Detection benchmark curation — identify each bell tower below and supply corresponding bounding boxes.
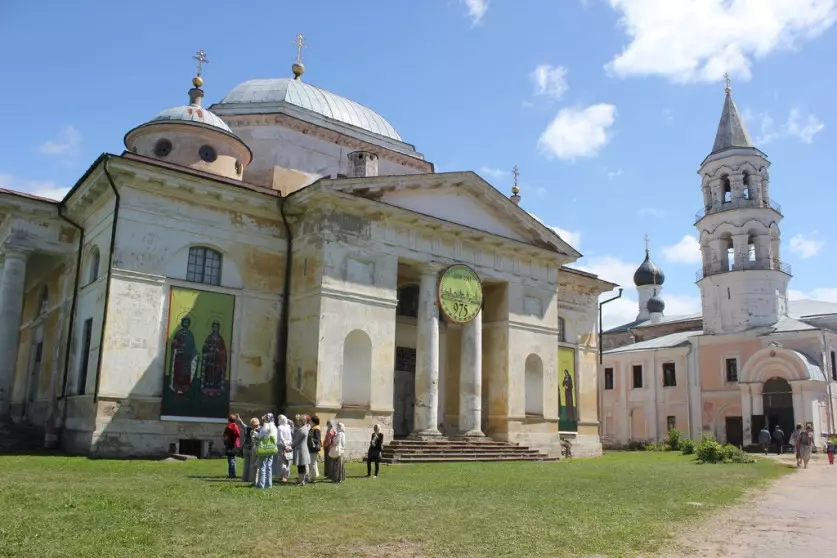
[695,77,791,334]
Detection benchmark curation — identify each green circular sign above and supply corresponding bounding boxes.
[438,264,483,324]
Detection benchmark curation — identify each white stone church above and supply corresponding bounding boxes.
[0,46,614,459]
[600,84,837,449]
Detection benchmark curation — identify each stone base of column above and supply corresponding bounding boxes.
[451,432,491,443]
[408,429,446,441]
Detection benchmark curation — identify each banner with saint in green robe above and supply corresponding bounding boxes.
[558,346,577,431]
[161,286,235,420]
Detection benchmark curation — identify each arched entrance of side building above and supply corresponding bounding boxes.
[740,345,830,446]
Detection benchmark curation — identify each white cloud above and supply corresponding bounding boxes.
[478,166,508,180]
[607,169,623,180]
[745,108,824,145]
[463,0,488,25]
[789,232,824,259]
[638,207,666,218]
[605,0,837,83]
[535,187,548,198]
[538,104,617,160]
[789,287,837,302]
[786,108,825,143]
[531,64,569,99]
[0,173,69,201]
[39,125,82,157]
[551,226,582,249]
[662,234,702,264]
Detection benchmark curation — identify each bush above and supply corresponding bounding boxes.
[694,434,755,464]
[680,438,696,455]
[721,444,755,464]
[627,440,647,451]
[665,429,682,451]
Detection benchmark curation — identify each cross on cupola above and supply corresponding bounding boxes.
[193,49,209,77]
[292,33,306,79]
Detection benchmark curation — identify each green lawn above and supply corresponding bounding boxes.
[0,452,788,557]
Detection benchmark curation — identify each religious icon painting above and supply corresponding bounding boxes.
[558,346,578,432]
[162,286,235,420]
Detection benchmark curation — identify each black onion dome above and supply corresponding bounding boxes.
[647,295,665,314]
[633,252,665,287]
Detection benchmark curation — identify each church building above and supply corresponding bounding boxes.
[600,82,837,448]
[0,43,614,459]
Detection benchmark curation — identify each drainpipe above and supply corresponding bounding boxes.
[277,199,293,414]
[56,206,84,398]
[822,328,836,438]
[597,288,623,439]
[93,157,121,403]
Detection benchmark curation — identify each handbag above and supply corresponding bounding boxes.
[329,445,343,459]
[255,436,278,457]
[283,447,293,461]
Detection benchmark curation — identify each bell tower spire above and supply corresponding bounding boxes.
[695,82,790,334]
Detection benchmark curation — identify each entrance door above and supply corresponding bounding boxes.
[763,377,794,445]
[393,347,416,438]
[725,416,744,447]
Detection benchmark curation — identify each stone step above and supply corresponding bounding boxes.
[382,446,539,454]
[384,451,545,459]
[381,438,553,464]
[382,455,560,464]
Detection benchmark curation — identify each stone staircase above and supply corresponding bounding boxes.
[0,420,43,453]
[381,439,558,464]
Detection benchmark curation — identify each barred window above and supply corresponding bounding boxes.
[186,247,222,286]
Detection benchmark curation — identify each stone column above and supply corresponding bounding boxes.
[458,310,483,437]
[411,265,443,438]
[792,382,804,428]
[750,383,764,416]
[0,246,31,417]
[740,384,752,445]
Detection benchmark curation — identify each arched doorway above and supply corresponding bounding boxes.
[763,377,794,444]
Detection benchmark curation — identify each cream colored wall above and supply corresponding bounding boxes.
[699,338,762,391]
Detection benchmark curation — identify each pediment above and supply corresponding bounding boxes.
[323,172,580,259]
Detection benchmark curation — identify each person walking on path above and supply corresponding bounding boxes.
[366,424,384,478]
[772,425,785,455]
[799,424,815,469]
[222,414,241,479]
[758,425,771,455]
[790,423,803,467]
[827,439,835,466]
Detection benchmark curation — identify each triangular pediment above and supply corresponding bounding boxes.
[321,172,580,259]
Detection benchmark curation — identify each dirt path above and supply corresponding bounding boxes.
[661,453,837,557]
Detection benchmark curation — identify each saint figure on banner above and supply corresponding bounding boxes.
[200,320,228,397]
[170,316,198,394]
[562,369,575,422]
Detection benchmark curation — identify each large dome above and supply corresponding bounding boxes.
[147,105,234,135]
[212,78,402,141]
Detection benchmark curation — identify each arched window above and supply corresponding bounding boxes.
[524,354,544,416]
[186,246,222,286]
[721,175,732,203]
[37,285,49,315]
[396,284,419,318]
[557,317,566,343]
[747,235,756,263]
[342,329,372,408]
[721,234,734,271]
[742,172,751,200]
[87,247,101,284]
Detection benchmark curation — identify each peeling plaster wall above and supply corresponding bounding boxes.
[89,182,284,457]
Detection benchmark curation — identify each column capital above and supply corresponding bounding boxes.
[2,243,34,262]
[419,262,443,276]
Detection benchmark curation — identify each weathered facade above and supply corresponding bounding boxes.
[0,56,613,459]
[600,87,837,449]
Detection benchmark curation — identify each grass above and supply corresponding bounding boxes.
[0,451,788,557]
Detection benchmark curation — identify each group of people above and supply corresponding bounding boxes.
[222,413,386,488]
[757,423,822,468]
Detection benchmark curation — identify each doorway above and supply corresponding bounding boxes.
[763,377,794,444]
[725,416,744,447]
[393,347,416,438]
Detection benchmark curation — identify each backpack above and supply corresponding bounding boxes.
[308,427,321,452]
[800,431,812,447]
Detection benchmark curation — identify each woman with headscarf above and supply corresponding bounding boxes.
[799,424,815,469]
[329,422,346,484]
[322,420,336,479]
[254,413,278,489]
[292,414,311,486]
[276,414,293,482]
[366,424,384,478]
[235,415,259,483]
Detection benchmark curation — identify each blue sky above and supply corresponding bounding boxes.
[0,0,835,327]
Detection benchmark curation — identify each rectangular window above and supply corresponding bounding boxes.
[662,362,677,387]
[725,358,738,383]
[77,318,94,395]
[604,367,614,390]
[831,351,836,382]
[632,365,643,389]
[667,416,676,431]
[186,247,222,286]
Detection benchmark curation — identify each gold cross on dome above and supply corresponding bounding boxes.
[723,72,731,91]
[293,33,306,64]
[193,49,209,76]
[512,165,520,188]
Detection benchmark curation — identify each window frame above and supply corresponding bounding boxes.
[662,362,677,387]
[186,246,223,286]
[632,364,643,389]
[724,356,739,383]
[604,367,614,390]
